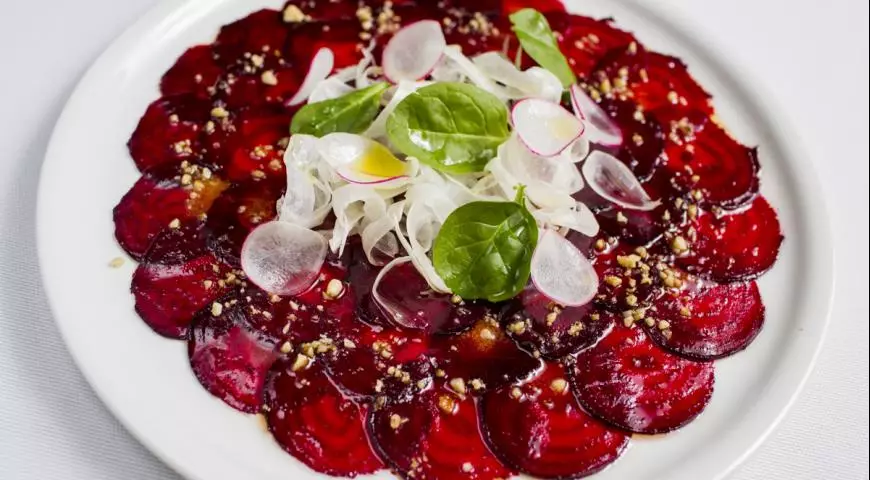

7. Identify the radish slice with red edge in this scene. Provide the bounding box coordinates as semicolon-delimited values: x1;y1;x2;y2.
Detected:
317;133;413;187
531;229;598;307
287;47;335;106
512;98;585;158
582;150;661;211
382;20;446;83
570;84;622;147
240;221;327;296
371;256;416;327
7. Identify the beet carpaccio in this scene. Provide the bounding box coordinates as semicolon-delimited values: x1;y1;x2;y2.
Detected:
114;0;783;478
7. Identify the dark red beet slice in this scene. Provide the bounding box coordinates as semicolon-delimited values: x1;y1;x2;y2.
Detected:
595;204;668;246
127;95;212;172
142;217;209;265
560;14;637;79
663;123;760;209
213;9;290;67
114;163;229;260
219;107;292;184
264;357;383;476
500;286;613;359
675;196;783;282
188;299;279;412
597;97;665;181
571;323;714;433
502;0;565;14
368;261;496;334
368;387;511;479
289;20;365;70
592;245;665;312
432;317;542;393
160;45;222;98
133;254;232;339
324;323;432;401
480;363;630;478
646;277;764;360
204;181;283;267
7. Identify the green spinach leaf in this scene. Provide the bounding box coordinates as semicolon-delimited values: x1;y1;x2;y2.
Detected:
509;8;577;87
433;189;539;302
290;82;390;137
386;82;510;174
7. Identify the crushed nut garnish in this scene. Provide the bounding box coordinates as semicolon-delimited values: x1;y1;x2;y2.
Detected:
108;257;125;268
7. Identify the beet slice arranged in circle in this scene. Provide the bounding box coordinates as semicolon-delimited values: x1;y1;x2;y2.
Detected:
480;362;630;478
127;94;213;172
646;276;765;360
676;196;783;282
571;323;714;434
367;387;512;479
432;317;542;394
663;123;760;209
188;298;280;413
114;163;229;260
204;181;283;267
559;14;637;79
368;260;497;334
264;357;384;477
160;45;222;98
592;244;665;313
133;254;233;339
500;286;614;360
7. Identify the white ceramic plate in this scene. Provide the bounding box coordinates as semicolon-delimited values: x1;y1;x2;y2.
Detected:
37;1;835;479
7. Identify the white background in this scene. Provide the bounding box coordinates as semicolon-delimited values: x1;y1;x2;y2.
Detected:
0;0;867;479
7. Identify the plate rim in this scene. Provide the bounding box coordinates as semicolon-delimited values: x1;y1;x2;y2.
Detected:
35;0;836;479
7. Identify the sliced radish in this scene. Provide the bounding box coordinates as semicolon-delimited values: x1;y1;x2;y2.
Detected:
308;77;354;103
317;133;414;188
287;47;335;106
570;84;622;147
582;150;660;211
566;136;591;163
442;45;500;93
371;256;414;326
277;165;316;225
532;204;600;237
531;229;598;307
382;20;446;83
512;98;585;157
524;67;563;103
472;53;562;103
240;222;327;296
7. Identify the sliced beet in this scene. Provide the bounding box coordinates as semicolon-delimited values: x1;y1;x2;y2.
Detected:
289;19;365;70
663;123;760;209
219;107;292;183
113;163;228;260
367;387;511;479
213;9;290;67
502;0;565;14
560;14;637;79
188;299;279;412
592;245;665;312
597;97;665;181
500;286;614;359
133;254;232;339
160;45;222;98
127;95;212;172
480;363;630;478
675;196;783;282
142;217;209;265
204;181;283;267
646;277;765;360
264;357;384;476
595;204;668;246
571;323;714;433
324;323;432;401
368;260;496;334
432;317;542;393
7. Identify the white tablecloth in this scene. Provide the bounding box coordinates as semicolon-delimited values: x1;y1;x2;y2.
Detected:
1;1;867;479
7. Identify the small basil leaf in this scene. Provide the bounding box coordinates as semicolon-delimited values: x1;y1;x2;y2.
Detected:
290;82;390;137
386;82;510;174
509;8;577;87
433;199;539;302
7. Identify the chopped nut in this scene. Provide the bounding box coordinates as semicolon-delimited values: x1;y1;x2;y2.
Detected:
168;218;181;229
644;317;656;327
625;294;638;307
550;378;568;394
450;294;463;304
545;311;559;326
108;257;125;268
616;211;628;224
210;302;223;317
389;414;406;429
679;306;691;317
461;462;474;473
658;320;671;330
280;341;293;354
469;378;486;391
283;4;306;23
323;279;345;300
449;377;467;396
260;70;278;85
604;275;623;287
438;394;456;413
687;204;698;219
507;321;526;335
479;327;496;341
622;316;635;328
510;387;523;399
616;254;641;269
594;238;607;251
670;236;690;254
343;339;356;349
210;106;229;118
